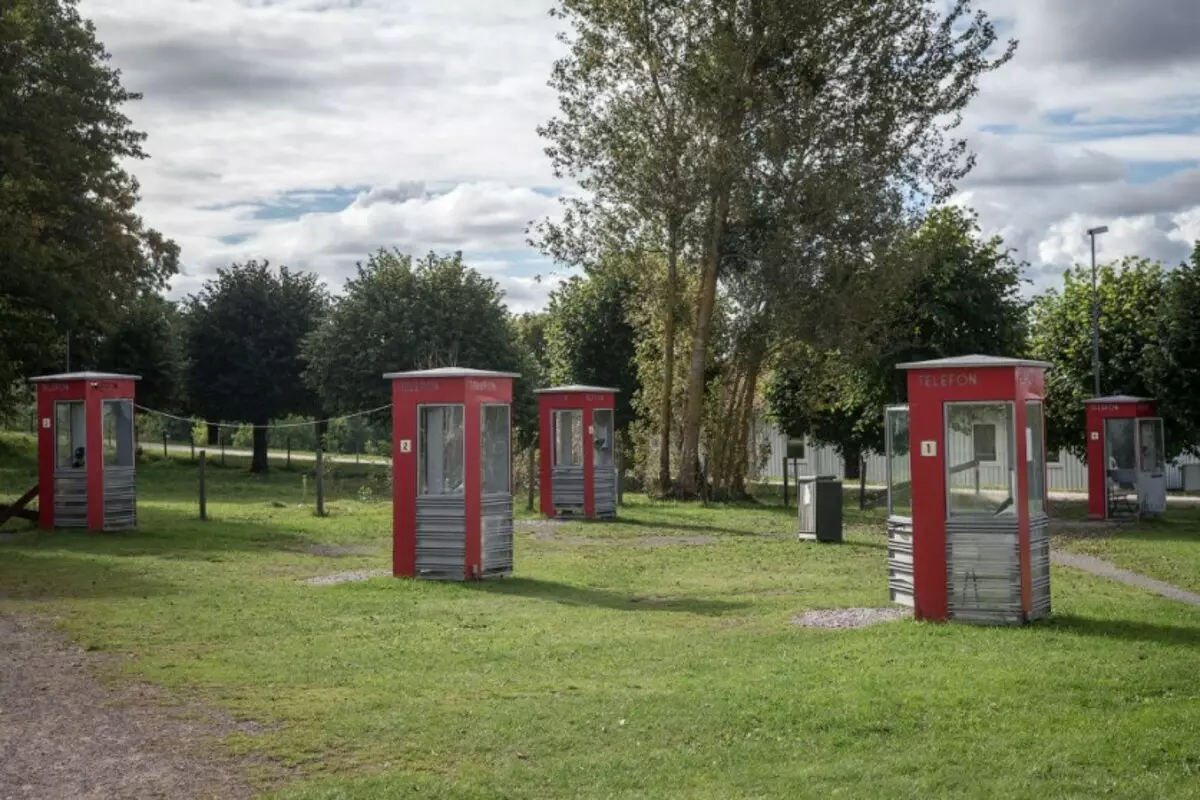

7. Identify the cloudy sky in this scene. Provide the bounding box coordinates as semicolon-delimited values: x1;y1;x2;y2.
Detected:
80;0;1200;310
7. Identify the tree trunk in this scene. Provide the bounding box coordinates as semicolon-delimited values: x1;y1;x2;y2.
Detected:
250;421;269;473
206;423;219;447
676;188;730;496
728;344;765;499
859;456;868;510
843;445;862;480
658;231;679;497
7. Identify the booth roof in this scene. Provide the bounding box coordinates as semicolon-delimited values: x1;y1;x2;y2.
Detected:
1083;395;1153;404
381;367;521;380
29;371;142;382
895;354;1053;371
534;385;620;395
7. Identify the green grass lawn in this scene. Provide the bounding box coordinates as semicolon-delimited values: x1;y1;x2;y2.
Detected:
2;432;1199;798
1048;497;1200;595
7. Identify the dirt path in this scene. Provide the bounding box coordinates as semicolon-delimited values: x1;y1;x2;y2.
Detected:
1051;551;1200;607
0;614;268;800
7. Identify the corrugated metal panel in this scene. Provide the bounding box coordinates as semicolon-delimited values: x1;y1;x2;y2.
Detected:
946;516;1023;625
53;468;88;528
887;516;914;608
594;466;617;518
481;494;513;578
102;467;137;531
551;466;586;515
415;494;466;580
1029;515;1051;620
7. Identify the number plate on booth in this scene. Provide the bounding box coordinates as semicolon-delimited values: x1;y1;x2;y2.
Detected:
920;441;937;457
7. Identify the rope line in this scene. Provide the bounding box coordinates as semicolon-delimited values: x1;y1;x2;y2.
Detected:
134;403;394;430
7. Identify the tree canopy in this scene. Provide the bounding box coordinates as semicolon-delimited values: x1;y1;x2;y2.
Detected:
1029;257;1166;458
0;0;178;411
536;0;1016;494
544;264;639;430
302;250;537;440
184;261;328;472
766;206;1029;464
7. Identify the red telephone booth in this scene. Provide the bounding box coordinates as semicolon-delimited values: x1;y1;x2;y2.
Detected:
387;367;518;580
31;372;139;532
535;386;618;519
1083;396;1166;520
893;355;1051;625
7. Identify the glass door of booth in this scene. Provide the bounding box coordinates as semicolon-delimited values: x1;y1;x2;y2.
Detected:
551;409;585;513
53;401;88;527
592;408;616;517
884;405;914;608
885;405;911;521
1104;418;1138;518
1136;417;1167;516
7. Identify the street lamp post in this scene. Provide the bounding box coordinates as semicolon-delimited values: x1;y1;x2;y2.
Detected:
1087;225;1109;397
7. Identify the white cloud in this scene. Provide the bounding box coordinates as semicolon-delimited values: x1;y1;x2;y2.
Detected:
74;0;1200;311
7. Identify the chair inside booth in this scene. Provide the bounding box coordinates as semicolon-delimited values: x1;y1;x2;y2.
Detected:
54;401;88;527
551;409;585;514
415;405;467;578
592;408;617;518
885;405;914;608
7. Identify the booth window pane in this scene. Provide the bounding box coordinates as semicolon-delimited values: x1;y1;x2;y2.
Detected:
482;405;511;495
947;403;1015;516
885;407;911;517
1138;418;1165;472
1026;401;1046;516
593;409;614;469
55;401;86;468
418;405;465;495
553;410;583;467
102;400;135;468
1105;419;1136;471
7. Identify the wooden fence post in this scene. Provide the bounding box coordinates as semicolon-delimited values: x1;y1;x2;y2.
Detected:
315;438;327;517
783;457;790;507
286;436;291;469
162;432;168;458
190;435;195;462
199;450;208;521
527;446;536;512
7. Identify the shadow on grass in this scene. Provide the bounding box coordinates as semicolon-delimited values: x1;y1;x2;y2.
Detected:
0;550;178;600
1047;613;1200;647
471;577;748;616
0;506;319;562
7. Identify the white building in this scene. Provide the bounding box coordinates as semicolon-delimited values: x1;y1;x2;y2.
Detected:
749;416;1199;492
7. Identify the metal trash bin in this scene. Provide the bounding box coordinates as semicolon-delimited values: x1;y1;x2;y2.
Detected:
1182;463;1200;492
797;474;843;543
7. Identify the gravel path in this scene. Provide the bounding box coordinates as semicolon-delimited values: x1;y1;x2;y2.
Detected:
1051;551;1200;606
792;607;909;629
302;569;390;585
0;615;266;800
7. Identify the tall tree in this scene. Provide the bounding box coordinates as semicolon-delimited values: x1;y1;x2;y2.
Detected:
94;293;185;412
184;261;328;472
534;0;706;493
544;264;639;430
1029;257;1166;458
1147;245;1200;454
767;206;1029;468
0;0;179;411
302;250;536;440
537;0;1015;497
